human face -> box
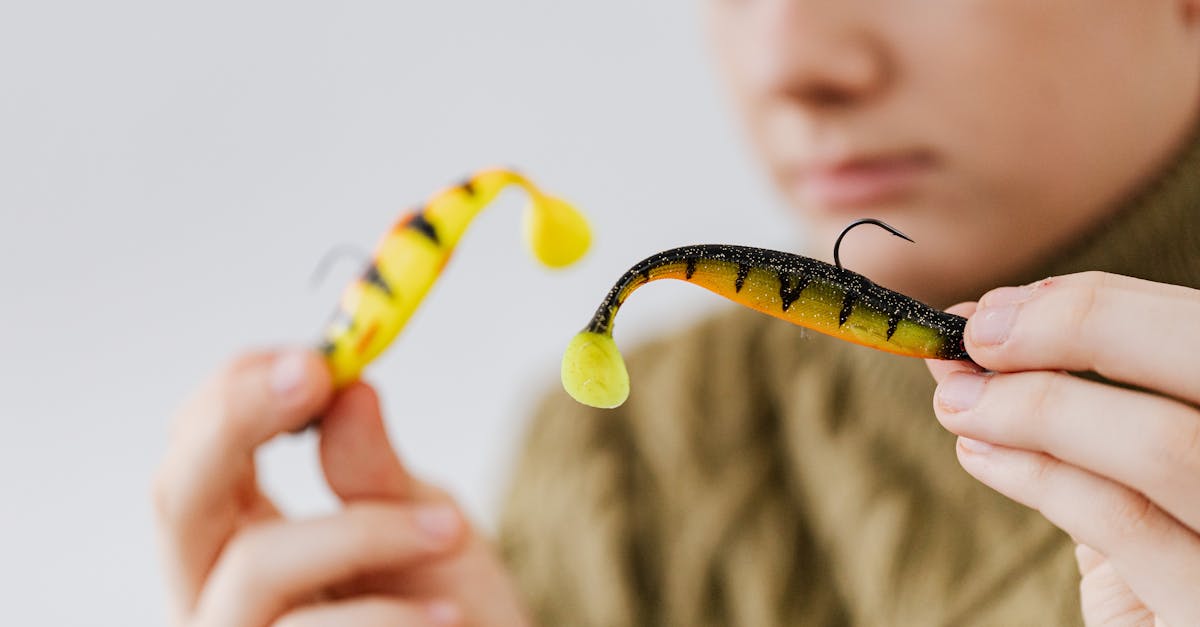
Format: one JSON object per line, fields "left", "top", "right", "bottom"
{"left": 710, "top": 0, "right": 1200, "bottom": 305}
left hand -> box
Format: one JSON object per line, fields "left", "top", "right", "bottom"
{"left": 925, "top": 271, "right": 1200, "bottom": 627}
{"left": 154, "top": 350, "right": 530, "bottom": 627}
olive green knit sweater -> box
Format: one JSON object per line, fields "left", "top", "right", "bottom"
{"left": 499, "top": 136, "right": 1200, "bottom": 626}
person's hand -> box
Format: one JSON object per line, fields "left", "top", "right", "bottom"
{"left": 926, "top": 272, "right": 1200, "bottom": 626}
{"left": 153, "top": 349, "right": 531, "bottom": 627}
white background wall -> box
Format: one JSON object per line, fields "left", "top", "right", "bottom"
{"left": 0, "top": 2, "right": 794, "bottom": 624}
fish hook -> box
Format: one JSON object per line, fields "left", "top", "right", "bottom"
{"left": 310, "top": 244, "right": 373, "bottom": 289}
{"left": 832, "top": 218, "right": 915, "bottom": 271}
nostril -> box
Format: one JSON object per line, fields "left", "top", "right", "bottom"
{"left": 795, "top": 83, "right": 860, "bottom": 109}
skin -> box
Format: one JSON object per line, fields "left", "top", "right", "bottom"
{"left": 926, "top": 277, "right": 1200, "bottom": 626}
{"left": 156, "top": 1, "right": 1200, "bottom": 625}
{"left": 710, "top": 0, "right": 1200, "bottom": 306}
{"left": 153, "top": 351, "right": 530, "bottom": 626}
{"left": 710, "top": 2, "right": 1200, "bottom": 622}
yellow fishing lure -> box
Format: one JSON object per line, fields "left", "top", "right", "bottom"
{"left": 320, "top": 167, "right": 590, "bottom": 387}
{"left": 561, "top": 220, "right": 971, "bottom": 409}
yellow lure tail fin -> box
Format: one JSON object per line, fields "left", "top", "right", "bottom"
{"left": 524, "top": 194, "right": 591, "bottom": 268}
{"left": 560, "top": 331, "right": 629, "bottom": 409}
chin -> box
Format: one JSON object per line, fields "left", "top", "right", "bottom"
{"left": 792, "top": 205, "right": 978, "bottom": 307}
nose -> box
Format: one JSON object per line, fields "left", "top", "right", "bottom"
{"left": 727, "top": 0, "right": 890, "bottom": 110}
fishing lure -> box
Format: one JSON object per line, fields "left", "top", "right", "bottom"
{"left": 320, "top": 167, "right": 591, "bottom": 387}
{"left": 561, "top": 219, "right": 970, "bottom": 408}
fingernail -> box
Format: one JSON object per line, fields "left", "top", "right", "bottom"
{"left": 415, "top": 504, "right": 461, "bottom": 544}
{"left": 937, "top": 372, "right": 987, "bottom": 413}
{"left": 426, "top": 599, "right": 462, "bottom": 625}
{"left": 958, "top": 437, "right": 994, "bottom": 454}
{"left": 981, "top": 284, "right": 1036, "bottom": 307}
{"left": 270, "top": 351, "right": 310, "bottom": 398}
{"left": 970, "top": 305, "right": 1017, "bottom": 346}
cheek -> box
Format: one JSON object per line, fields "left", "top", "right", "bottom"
{"left": 900, "top": 9, "right": 1079, "bottom": 201}
{"left": 949, "top": 5, "right": 1186, "bottom": 175}
{"left": 895, "top": 1, "right": 1193, "bottom": 263}
{"left": 705, "top": 12, "right": 774, "bottom": 161}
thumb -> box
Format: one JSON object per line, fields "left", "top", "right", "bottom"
{"left": 318, "top": 381, "right": 416, "bottom": 501}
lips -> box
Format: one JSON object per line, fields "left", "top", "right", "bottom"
{"left": 790, "top": 150, "right": 935, "bottom": 210}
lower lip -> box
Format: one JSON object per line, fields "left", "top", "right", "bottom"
{"left": 796, "top": 154, "right": 934, "bottom": 209}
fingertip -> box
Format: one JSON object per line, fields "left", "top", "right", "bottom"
{"left": 978, "top": 283, "right": 1043, "bottom": 308}
{"left": 925, "top": 357, "right": 980, "bottom": 383}
{"left": 956, "top": 436, "right": 994, "bottom": 456}
{"left": 324, "top": 380, "right": 380, "bottom": 417}
{"left": 268, "top": 350, "right": 309, "bottom": 396}
{"left": 267, "top": 348, "right": 334, "bottom": 428}
{"left": 272, "top": 349, "right": 331, "bottom": 397}
{"left": 319, "top": 381, "right": 384, "bottom": 442}
{"left": 945, "top": 301, "right": 979, "bottom": 318}
{"left": 187, "top": 349, "right": 328, "bottom": 443}
{"left": 925, "top": 336, "right": 985, "bottom": 384}
{"left": 953, "top": 437, "right": 995, "bottom": 480}
{"left": 319, "top": 380, "right": 414, "bottom": 501}
{"left": 414, "top": 502, "right": 465, "bottom": 548}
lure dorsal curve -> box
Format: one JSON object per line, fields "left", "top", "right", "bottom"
{"left": 561, "top": 244, "right": 969, "bottom": 409}
{"left": 321, "top": 167, "right": 591, "bottom": 387}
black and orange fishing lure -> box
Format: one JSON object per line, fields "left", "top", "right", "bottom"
{"left": 561, "top": 219, "right": 971, "bottom": 408}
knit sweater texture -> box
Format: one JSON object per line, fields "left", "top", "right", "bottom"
{"left": 499, "top": 135, "right": 1200, "bottom": 626}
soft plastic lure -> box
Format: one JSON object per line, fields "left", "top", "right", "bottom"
{"left": 320, "top": 167, "right": 591, "bottom": 387}
{"left": 561, "top": 219, "right": 970, "bottom": 408}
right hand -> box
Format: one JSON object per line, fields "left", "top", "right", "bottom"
{"left": 152, "top": 349, "right": 532, "bottom": 627}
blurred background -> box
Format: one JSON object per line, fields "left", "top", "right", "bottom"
{"left": 0, "top": 1, "right": 792, "bottom": 623}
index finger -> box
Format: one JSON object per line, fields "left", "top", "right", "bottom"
{"left": 156, "top": 349, "right": 332, "bottom": 522}
{"left": 154, "top": 349, "right": 332, "bottom": 612}
{"left": 963, "top": 272, "right": 1200, "bottom": 405}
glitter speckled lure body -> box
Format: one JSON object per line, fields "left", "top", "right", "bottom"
{"left": 320, "top": 167, "right": 590, "bottom": 387}
{"left": 562, "top": 243, "right": 970, "bottom": 408}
